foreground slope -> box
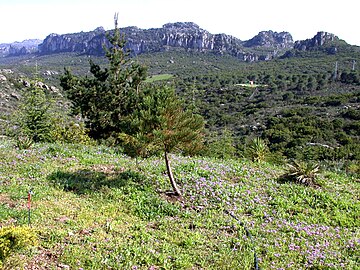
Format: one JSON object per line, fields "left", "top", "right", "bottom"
{"left": 0, "top": 138, "right": 359, "bottom": 269}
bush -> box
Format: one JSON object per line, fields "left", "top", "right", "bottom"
{"left": 283, "top": 160, "right": 320, "bottom": 186}
{"left": 342, "top": 108, "right": 360, "bottom": 120}
{"left": 50, "top": 117, "right": 93, "bottom": 145}
{"left": 7, "top": 79, "right": 92, "bottom": 146}
{"left": 246, "top": 137, "right": 269, "bottom": 162}
{"left": 346, "top": 160, "right": 360, "bottom": 177}
{"left": 15, "top": 82, "right": 54, "bottom": 143}
{"left": 0, "top": 226, "right": 37, "bottom": 269}
{"left": 14, "top": 135, "right": 34, "bottom": 150}
{"left": 204, "top": 128, "right": 237, "bottom": 159}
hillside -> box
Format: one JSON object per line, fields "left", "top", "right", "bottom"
{"left": 0, "top": 138, "right": 359, "bottom": 269}
{"left": 0, "top": 23, "right": 360, "bottom": 165}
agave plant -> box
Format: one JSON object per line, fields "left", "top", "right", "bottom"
{"left": 285, "top": 160, "right": 320, "bottom": 186}
{"left": 248, "top": 137, "right": 269, "bottom": 163}
{"left": 15, "top": 135, "right": 33, "bottom": 150}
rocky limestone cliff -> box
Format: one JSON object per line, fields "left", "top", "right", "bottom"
{"left": 0, "top": 39, "right": 42, "bottom": 57}
{"left": 277, "top": 31, "right": 350, "bottom": 57}
{"left": 38, "top": 27, "right": 106, "bottom": 54}
{"left": 37, "top": 23, "right": 292, "bottom": 62}
{"left": 243, "top": 30, "right": 293, "bottom": 48}
{"left": 2, "top": 24, "right": 350, "bottom": 61}
{"left": 294, "top": 31, "right": 339, "bottom": 51}
{"left": 39, "top": 22, "right": 246, "bottom": 56}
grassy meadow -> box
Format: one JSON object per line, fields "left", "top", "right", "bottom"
{"left": 145, "top": 74, "right": 174, "bottom": 83}
{"left": 0, "top": 138, "right": 359, "bottom": 269}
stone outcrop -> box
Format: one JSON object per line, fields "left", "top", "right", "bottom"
{"left": 37, "top": 23, "right": 293, "bottom": 62}
{"left": 38, "top": 27, "right": 106, "bottom": 54}
{"left": 294, "top": 32, "right": 339, "bottom": 51}
{"left": 277, "top": 31, "right": 348, "bottom": 57}
{"left": 1, "top": 23, "right": 349, "bottom": 61}
{"left": 0, "top": 39, "right": 41, "bottom": 57}
{"left": 243, "top": 30, "right": 293, "bottom": 48}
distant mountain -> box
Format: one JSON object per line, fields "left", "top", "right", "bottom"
{"left": 243, "top": 30, "right": 293, "bottom": 48}
{"left": 294, "top": 32, "right": 341, "bottom": 50}
{"left": 0, "top": 39, "right": 42, "bottom": 57}
{"left": 37, "top": 22, "right": 294, "bottom": 61}
{"left": 1, "top": 23, "right": 356, "bottom": 61}
{"left": 280, "top": 31, "right": 359, "bottom": 58}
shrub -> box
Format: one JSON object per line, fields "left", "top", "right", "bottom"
{"left": 15, "top": 82, "right": 54, "bottom": 143}
{"left": 204, "top": 128, "right": 237, "bottom": 159}
{"left": 14, "top": 135, "right": 34, "bottom": 150}
{"left": 284, "top": 160, "right": 320, "bottom": 186}
{"left": 247, "top": 137, "right": 269, "bottom": 162}
{"left": 346, "top": 160, "right": 360, "bottom": 177}
{"left": 50, "top": 117, "right": 93, "bottom": 145}
{"left": 342, "top": 108, "right": 360, "bottom": 120}
{"left": 0, "top": 226, "right": 37, "bottom": 269}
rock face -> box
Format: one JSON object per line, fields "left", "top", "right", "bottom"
{"left": 1, "top": 24, "right": 348, "bottom": 61}
{"left": 0, "top": 39, "right": 42, "bottom": 57}
{"left": 37, "top": 23, "right": 293, "bottom": 62}
{"left": 294, "top": 32, "right": 339, "bottom": 51}
{"left": 276, "top": 31, "right": 349, "bottom": 57}
{"left": 38, "top": 27, "right": 106, "bottom": 54}
{"left": 243, "top": 30, "right": 293, "bottom": 48}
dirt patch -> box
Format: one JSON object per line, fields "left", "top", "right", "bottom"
{"left": 0, "top": 193, "right": 17, "bottom": 208}
{"left": 91, "top": 164, "right": 121, "bottom": 174}
{"left": 160, "top": 191, "right": 184, "bottom": 204}
{"left": 90, "top": 164, "right": 124, "bottom": 174}
{"left": 24, "top": 247, "right": 60, "bottom": 270}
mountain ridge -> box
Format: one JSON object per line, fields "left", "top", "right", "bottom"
{"left": 1, "top": 22, "right": 355, "bottom": 61}
{"left": 0, "top": 39, "right": 42, "bottom": 57}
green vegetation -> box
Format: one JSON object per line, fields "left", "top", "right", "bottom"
{"left": 60, "top": 18, "right": 204, "bottom": 196}
{"left": 2, "top": 46, "right": 359, "bottom": 166}
{"left": 1, "top": 18, "right": 360, "bottom": 270}
{"left": 120, "top": 85, "right": 204, "bottom": 196}
{"left": 0, "top": 226, "right": 37, "bottom": 269}
{"left": 13, "top": 81, "right": 53, "bottom": 143}
{"left": 0, "top": 138, "right": 359, "bottom": 269}
{"left": 4, "top": 80, "right": 92, "bottom": 147}
{"left": 145, "top": 74, "right": 174, "bottom": 83}
{"left": 204, "top": 128, "right": 237, "bottom": 159}
{"left": 283, "top": 160, "right": 321, "bottom": 187}
{"left": 246, "top": 137, "right": 269, "bottom": 163}
{"left": 60, "top": 19, "right": 148, "bottom": 141}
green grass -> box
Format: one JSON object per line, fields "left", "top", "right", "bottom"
{"left": 236, "top": 83, "right": 267, "bottom": 88}
{"left": 145, "top": 74, "right": 174, "bottom": 83}
{"left": 0, "top": 137, "right": 359, "bottom": 269}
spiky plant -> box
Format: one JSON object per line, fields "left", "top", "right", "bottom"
{"left": 15, "top": 135, "right": 33, "bottom": 150}
{"left": 285, "top": 160, "right": 320, "bottom": 186}
{"left": 248, "top": 137, "right": 269, "bottom": 163}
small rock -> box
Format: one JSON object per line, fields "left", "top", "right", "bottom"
{"left": 58, "top": 263, "right": 70, "bottom": 269}
{"left": 10, "top": 92, "right": 20, "bottom": 100}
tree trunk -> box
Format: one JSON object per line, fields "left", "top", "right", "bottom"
{"left": 164, "top": 151, "right": 182, "bottom": 196}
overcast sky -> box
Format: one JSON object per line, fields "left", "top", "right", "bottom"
{"left": 1, "top": 0, "right": 359, "bottom": 45}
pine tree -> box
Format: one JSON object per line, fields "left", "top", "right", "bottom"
{"left": 16, "top": 82, "right": 53, "bottom": 143}
{"left": 121, "top": 85, "right": 204, "bottom": 196}
{"left": 60, "top": 15, "right": 147, "bottom": 140}
{"left": 60, "top": 16, "right": 204, "bottom": 196}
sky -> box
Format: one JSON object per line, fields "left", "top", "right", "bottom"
{"left": 1, "top": 0, "right": 359, "bottom": 45}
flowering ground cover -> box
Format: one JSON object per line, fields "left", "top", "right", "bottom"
{"left": 0, "top": 138, "right": 359, "bottom": 269}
